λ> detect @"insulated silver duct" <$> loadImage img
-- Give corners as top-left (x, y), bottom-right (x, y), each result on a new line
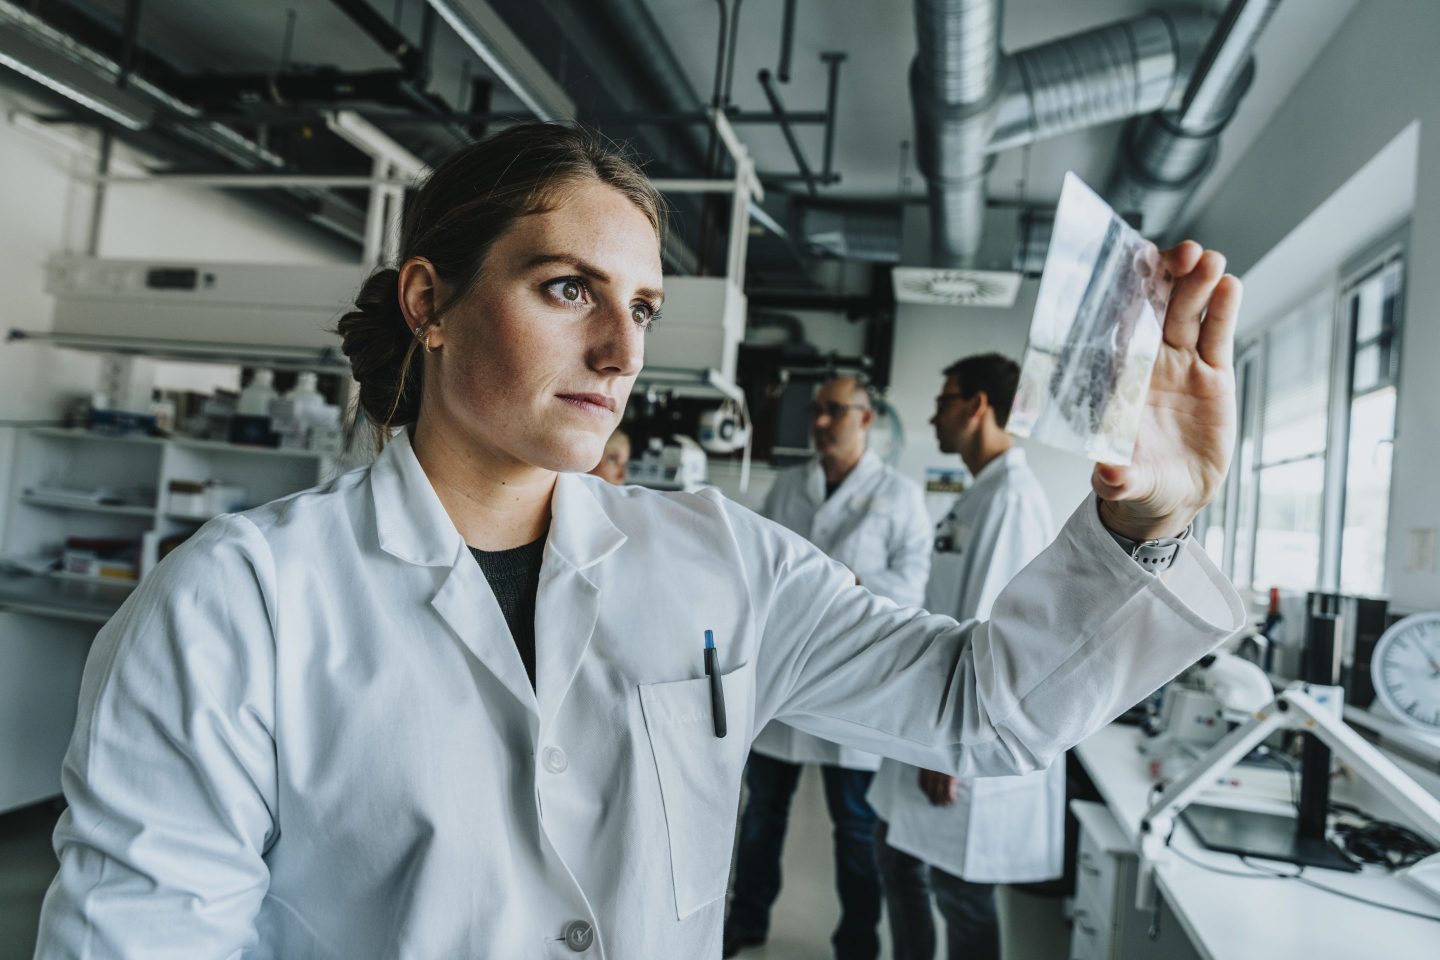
top-left (988, 11), bottom-right (1211, 154)
top-left (1106, 0), bottom-right (1282, 238)
top-left (911, 2), bottom-right (1213, 268)
top-left (911, 0), bottom-right (1004, 267)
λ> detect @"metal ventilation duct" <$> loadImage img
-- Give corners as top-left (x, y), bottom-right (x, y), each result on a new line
top-left (910, 0), bottom-right (1004, 268)
top-left (909, 2), bottom-right (1215, 268)
top-left (1011, 0), bottom-right (1282, 273)
top-left (988, 11), bottom-right (1211, 154)
top-left (1106, 0), bottom-right (1283, 239)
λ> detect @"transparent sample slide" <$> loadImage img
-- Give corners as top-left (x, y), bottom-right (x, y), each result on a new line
top-left (1008, 173), bottom-right (1172, 465)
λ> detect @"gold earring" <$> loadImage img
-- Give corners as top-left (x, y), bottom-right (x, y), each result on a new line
top-left (417, 322), bottom-right (439, 353)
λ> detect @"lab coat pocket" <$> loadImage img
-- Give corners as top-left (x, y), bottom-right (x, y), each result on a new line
top-left (639, 660), bottom-right (756, 920)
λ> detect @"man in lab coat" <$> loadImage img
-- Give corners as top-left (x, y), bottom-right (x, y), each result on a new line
top-left (868, 353), bottom-right (1060, 960)
top-left (724, 376), bottom-right (932, 960)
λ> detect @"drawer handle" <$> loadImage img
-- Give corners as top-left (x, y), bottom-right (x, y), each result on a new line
top-left (1081, 864), bottom-right (1103, 877)
top-left (1079, 922), bottom-right (1099, 935)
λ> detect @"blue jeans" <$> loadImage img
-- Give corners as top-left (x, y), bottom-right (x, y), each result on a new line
top-left (874, 819), bottom-right (999, 960)
top-left (726, 752), bottom-right (882, 960)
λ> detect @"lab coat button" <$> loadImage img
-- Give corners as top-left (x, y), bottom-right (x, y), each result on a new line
top-left (563, 919), bottom-right (593, 951)
top-left (542, 746), bottom-right (569, 774)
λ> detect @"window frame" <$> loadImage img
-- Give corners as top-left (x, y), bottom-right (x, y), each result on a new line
top-left (1219, 224), bottom-right (1407, 597)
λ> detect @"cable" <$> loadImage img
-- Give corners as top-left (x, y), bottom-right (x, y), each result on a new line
top-left (1167, 845), bottom-right (1440, 924)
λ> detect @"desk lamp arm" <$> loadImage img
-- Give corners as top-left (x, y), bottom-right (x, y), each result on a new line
top-left (1135, 686), bottom-right (1440, 910)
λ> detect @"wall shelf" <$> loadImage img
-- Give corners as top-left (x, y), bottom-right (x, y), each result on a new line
top-left (20, 494), bottom-right (157, 517)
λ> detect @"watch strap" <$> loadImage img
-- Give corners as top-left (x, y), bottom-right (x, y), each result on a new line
top-left (1107, 525), bottom-right (1190, 574)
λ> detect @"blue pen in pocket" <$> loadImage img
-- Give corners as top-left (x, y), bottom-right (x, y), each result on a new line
top-left (703, 629), bottom-right (727, 738)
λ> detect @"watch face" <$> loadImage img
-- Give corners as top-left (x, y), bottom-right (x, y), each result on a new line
top-left (1371, 613), bottom-right (1440, 732)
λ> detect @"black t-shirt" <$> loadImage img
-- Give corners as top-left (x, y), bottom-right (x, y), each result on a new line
top-left (468, 532), bottom-right (547, 689)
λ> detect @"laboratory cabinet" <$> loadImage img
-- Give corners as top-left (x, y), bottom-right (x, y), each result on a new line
top-left (0, 426), bottom-right (336, 813)
top-left (1069, 800), bottom-right (1203, 960)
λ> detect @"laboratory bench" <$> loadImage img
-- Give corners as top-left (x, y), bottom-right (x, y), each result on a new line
top-left (1070, 721), bottom-right (1440, 960)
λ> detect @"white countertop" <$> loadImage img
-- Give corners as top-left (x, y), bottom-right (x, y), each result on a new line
top-left (1075, 723), bottom-right (1440, 960)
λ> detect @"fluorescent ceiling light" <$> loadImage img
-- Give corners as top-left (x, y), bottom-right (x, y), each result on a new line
top-left (0, 24), bottom-right (151, 131)
top-left (424, 0), bottom-right (574, 122)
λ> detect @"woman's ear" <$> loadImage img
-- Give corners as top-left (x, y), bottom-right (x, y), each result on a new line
top-left (398, 258), bottom-right (445, 348)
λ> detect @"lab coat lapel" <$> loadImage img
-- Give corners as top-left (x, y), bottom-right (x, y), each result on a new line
top-left (369, 429), bottom-right (539, 713)
top-left (533, 474), bottom-right (626, 725)
top-left (813, 449), bottom-right (882, 529)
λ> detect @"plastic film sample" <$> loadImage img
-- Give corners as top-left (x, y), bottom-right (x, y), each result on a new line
top-left (1008, 173), bottom-right (1172, 465)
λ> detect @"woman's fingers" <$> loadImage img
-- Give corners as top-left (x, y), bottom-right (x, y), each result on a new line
top-left (1162, 250), bottom-right (1227, 351)
top-left (1160, 240), bottom-right (1204, 279)
top-left (1197, 274), bottom-right (1244, 370)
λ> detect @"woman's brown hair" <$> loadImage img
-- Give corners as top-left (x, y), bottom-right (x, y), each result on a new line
top-left (336, 122), bottom-right (664, 439)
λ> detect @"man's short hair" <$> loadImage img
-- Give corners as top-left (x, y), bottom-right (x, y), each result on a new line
top-left (942, 353), bottom-right (1021, 428)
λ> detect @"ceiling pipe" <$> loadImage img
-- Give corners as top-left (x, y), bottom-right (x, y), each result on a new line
top-left (910, 0), bottom-right (1004, 268)
top-left (908, 3), bottom-right (1210, 268)
top-left (988, 10), bottom-right (1211, 154)
top-left (1013, 0), bottom-right (1282, 272)
top-left (1106, 0), bottom-right (1282, 240)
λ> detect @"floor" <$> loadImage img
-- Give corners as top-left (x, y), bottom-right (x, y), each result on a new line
top-left (735, 766), bottom-right (1071, 960)
top-left (0, 768), bottom-right (1071, 960)
top-left (0, 801), bottom-right (59, 960)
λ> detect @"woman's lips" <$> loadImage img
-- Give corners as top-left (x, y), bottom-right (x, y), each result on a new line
top-left (556, 393), bottom-right (615, 416)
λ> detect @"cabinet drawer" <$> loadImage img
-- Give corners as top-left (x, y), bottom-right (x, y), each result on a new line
top-left (1069, 901), bottom-right (1112, 960)
top-left (1075, 828), bottom-right (1120, 918)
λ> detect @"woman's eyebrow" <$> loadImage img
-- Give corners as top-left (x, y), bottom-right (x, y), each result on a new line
top-left (523, 253), bottom-right (664, 305)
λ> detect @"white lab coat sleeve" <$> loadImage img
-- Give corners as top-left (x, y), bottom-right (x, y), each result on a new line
top-left (855, 480), bottom-right (931, 608)
top-left (35, 515), bottom-right (278, 960)
top-left (740, 492), bottom-right (1244, 779)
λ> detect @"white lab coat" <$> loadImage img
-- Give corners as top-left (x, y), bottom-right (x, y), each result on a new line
top-left (750, 450), bottom-right (932, 770)
top-left (35, 430), bottom-right (1243, 959)
top-left (869, 448), bottom-right (1064, 882)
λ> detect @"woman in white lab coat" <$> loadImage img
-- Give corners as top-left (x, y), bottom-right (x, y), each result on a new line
top-left (35, 123), bottom-right (1246, 960)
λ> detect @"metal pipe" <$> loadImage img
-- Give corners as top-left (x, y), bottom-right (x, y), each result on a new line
top-left (327, 0), bottom-right (421, 76)
top-left (757, 68), bottom-right (818, 196)
top-left (778, 0), bottom-right (797, 83)
top-left (820, 52), bottom-right (845, 177)
top-left (910, 0), bottom-right (1003, 267)
top-left (722, 0), bottom-right (745, 107)
top-left (1105, 0), bottom-right (1282, 238)
top-left (987, 11), bottom-right (1212, 154)
top-left (416, 1), bottom-right (437, 85)
top-left (121, 108), bottom-right (832, 129)
top-left (87, 0), bottom-right (141, 256)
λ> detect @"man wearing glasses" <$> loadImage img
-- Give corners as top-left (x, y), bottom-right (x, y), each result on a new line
top-left (724, 376), bottom-right (932, 960)
top-left (868, 353), bottom-right (1062, 960)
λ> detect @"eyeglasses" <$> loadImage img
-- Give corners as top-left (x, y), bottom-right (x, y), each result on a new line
top-left (809, 402), bottom-right (868, 420)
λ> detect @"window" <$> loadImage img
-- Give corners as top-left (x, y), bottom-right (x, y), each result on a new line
top-left (1251, 295), bottom-right (1332, 592)
top-left (1337, 257), bottom-right (1403, 595)
top-left (1214, 232), bottom-right (1405, 598)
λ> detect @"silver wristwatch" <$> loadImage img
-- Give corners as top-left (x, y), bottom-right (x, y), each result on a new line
top-left (1107, 525), bottom-right (1191, 574)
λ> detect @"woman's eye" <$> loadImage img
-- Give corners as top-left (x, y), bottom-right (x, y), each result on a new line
top-left (545, 277), bottom-right (588, 305)
top-left (631, 303), bottom-right (661, 328)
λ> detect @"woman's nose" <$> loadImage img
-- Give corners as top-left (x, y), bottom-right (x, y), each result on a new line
top-left (590, 303), bottom-right (645, 376)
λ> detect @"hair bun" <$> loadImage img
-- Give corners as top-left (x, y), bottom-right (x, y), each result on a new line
top-left (336, 267), bottom-right (423, 429)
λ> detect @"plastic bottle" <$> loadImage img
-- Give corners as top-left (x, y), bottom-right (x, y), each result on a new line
top-left (237, 369), bottom-right (278, 417)
top-left (1258, 586), bottom-right (1284, 673)
top-left (289, 372), bottom-right (324, 412)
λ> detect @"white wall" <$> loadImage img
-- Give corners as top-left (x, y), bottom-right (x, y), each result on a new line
top-left (0, 85), bottom-right (355, 545)
top-left (886, 209), bottom-right (1093, 526)
top-left (1187, 0), bottom-right (1440, 612)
